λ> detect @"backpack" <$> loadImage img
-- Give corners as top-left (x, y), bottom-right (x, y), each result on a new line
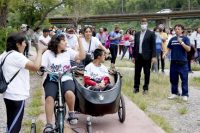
top-left (105, 35), bottom-right (111, 49)
top-left (105, 32), bottom-right (115, 49)
top-left (0, 51), bottom-right (20, 93)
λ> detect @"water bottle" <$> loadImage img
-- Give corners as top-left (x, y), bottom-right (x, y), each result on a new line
top-left (86, 116), bottom-right (92, 133)
top-left (30, 119), bottom-right (36, 133)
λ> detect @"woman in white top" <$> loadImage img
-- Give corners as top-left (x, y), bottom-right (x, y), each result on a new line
top-left (0, 32), bottom-right (46, 133)
top-left (82, 26), bottom-right (109, 66)
top-left (41, 34), bottom-right (85, 131)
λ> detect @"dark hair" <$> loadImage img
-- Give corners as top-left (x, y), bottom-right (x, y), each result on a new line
top-left (154, 27), bottom-right (160, 32)
top-left (103, 27), bottom-right (107, 32)
top-left (66, 24), bottom-right (75, 30)
top-left (140, 18), bottom-right (147, 23)
top-left (93, 49), bottom-right (104, 59)
top-left (48, 34), bottom-right (65, 56)
top-left (174, 24), bottom-right (185, 30)
top-left (83, 26), bottom-right (93, 33)
top-left (6, 32), bottom-right (26, 52)
top-left (114, 25), bottom-right (120, 30)
top-left (43, 28), bottom-right (50, 33)
top-left (34, 27), bottom-right (40, 32)
top-left (126, 28), bottom-right (134, 34)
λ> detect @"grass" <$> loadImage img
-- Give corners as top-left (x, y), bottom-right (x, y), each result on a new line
top-left (191, 62), bottom-right (200, 71)
top-left (104, 57), bottom-right (134, 68)
top-left (23, 119), bottom-right (44, 133)
top-left (177, 106), bottom-right (188, 115)
top-left (104, 56), bottom-right (200, 72)
top-left (27, 87), bottom-right (43, 116)
top-left (148, 113), bottom-right (173, 133)
top-left (189, 77), bottom-right (200, 88)
top-left (23, 85), bottom-right (44, 132)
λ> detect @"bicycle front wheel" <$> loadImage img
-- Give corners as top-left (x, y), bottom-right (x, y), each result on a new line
top-left (57, 111), bottom-right (65, 133)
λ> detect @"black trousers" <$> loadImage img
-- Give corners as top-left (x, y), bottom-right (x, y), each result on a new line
top-left (134, 54), bottom-right (151, 90)
top-left (160, 51), bottom-right (165, 72)
top-left (4, 98), bottom-right (25, 133)
top-left (109, 44), bottom-right (118, 64)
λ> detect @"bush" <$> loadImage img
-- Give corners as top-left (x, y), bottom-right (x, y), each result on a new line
top-left (0, 27), bottom-right (17, 54)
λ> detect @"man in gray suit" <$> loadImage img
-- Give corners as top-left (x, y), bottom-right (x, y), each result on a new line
top-left (132, 18), bottom-right (156, 95)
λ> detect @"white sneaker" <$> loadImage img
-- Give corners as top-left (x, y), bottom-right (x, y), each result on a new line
top-left (168, 94), bottom-right (178, 99)
top-left (182, 96), bottom-right (188, 101)
top-left (69, 118), bottom-right (78, 125)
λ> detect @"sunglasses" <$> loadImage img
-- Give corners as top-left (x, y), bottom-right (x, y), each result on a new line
top-left (84, 25), bottom-right (93, 28)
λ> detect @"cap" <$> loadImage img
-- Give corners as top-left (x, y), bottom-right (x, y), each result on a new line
top-left (20, 24), bottom-right (27, 29)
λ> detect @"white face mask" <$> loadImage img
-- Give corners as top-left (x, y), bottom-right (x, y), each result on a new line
top-left (155, 32), bottom-right (159, 36)
top-left (141, 24), bottom-right (148, 30)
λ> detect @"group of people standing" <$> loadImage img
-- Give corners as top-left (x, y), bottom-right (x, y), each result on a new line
top-left (132, 18), bottom-right (191, 103)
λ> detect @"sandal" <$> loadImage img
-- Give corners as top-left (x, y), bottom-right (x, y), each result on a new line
top-left (43, 123), bottom-right (53, 133)
top-left (67, 112), bottom-right (78, 125)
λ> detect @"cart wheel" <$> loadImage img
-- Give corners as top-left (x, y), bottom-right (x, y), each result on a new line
top-left (118, 95), bottom-right (126, 123)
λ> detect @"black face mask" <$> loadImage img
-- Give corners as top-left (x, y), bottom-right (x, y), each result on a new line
top-left (115, 31), bottom-right (119, 33)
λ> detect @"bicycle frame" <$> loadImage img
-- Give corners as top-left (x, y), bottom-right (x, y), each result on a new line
top-left (54, 73), bottom-right (65, 133)
top-left (41, 67), bottom-right (76, 133)
top-left (40, 66), bottom-right (92, 133)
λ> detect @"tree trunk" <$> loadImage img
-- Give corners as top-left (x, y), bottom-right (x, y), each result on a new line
top-left (34, 1), bottom-right (64, 28)
top-left (0, 2), bottom-right (9, 28)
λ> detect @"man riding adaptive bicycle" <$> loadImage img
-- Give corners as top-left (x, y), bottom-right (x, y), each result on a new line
top-left (41, 33), bottom-right (85, 132)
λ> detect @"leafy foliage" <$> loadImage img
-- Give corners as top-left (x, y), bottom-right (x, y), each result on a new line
top-left (0, 27), bottom-right (17, 53)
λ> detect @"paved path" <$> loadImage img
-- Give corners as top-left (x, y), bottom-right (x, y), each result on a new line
top-left (0, 96), bottom-right (6, 132)
top-left (70, 96), bottom-right (164, 133)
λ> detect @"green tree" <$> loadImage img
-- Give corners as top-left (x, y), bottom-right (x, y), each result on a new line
top-left (4, 0), bottom-right (67, 28)
top-left (0, 0), bottom-right (10, 28)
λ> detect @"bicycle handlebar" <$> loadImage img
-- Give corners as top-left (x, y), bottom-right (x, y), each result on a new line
top-left (39, 66), bottom-right (78, 77)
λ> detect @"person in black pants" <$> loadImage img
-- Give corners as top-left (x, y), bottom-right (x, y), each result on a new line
top-left (109, 25), bottom-right (122, 70)
top-left (132, 18), bottom-right (156, 95)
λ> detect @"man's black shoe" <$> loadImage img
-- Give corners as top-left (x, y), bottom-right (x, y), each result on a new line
top-left (142, 90), bottom-right (148, 95)
top-left (133, 88), bottom-right (139, 93)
